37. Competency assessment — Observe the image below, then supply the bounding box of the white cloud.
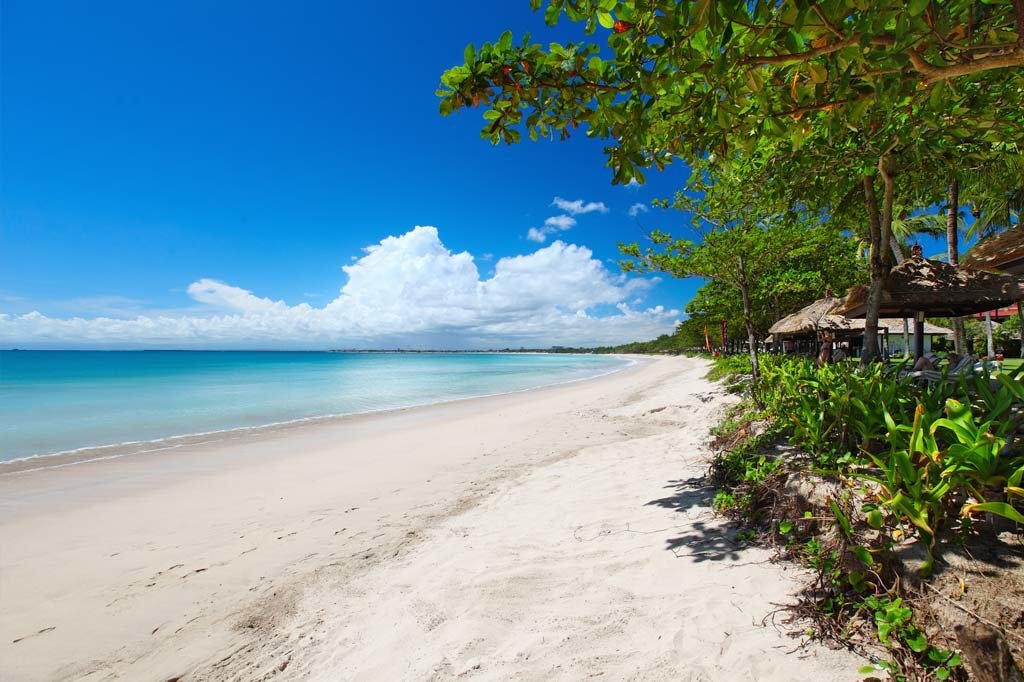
[1,226,677,349]
[526,214,578,243]
[526,227,549,243]
[551,197,609,215]
[186,279,291,313]
[544,214,577,230]
[628,203,649,217]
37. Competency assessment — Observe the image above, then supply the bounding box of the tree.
[618,164,825,402]
[439,0,1024,362]
[946,179,970,354]
[673,224,864,353]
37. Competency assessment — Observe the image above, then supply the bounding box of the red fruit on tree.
[613,20,632,33]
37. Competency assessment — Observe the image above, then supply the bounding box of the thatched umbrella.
[769,296,851,337]
[838,254,1024,360]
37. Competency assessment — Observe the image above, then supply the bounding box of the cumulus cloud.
[628,202,649,217]
[551,197,609,215]
[186,279,292,313]
[1,226,678,349]
[526,228,549,243]
[526,214,578,243]
[544,215,576,230]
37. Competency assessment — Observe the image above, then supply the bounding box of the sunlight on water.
[0,351,628,461]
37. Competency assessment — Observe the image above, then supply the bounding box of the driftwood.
[956,622,1024,682]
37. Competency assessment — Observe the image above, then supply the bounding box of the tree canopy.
[439,0,1024,361]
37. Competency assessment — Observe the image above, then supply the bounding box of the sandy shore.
[0,356,862,680]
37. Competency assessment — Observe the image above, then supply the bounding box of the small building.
[879,319,952,356]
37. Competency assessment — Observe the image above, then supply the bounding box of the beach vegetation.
[708,353,1024,678]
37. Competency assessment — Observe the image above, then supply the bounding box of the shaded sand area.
[0,356,863,680]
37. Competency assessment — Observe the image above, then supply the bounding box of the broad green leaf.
[908,0,929,16]
[964,501,1024,524]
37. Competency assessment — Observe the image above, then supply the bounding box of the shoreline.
[0,354,636,476]
[0,355,863,680]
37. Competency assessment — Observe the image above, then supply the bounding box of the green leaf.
[464,43,475,66]
[688,0,715,29]
[779,520,794,535]
[597,11,615,29]
[544,3,560,25]
[965,501,1024,524]
[807,63,827,84]
[905,632,928,653]
[908,0,929,17]
[853,545,874,567]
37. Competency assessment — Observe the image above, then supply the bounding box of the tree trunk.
[947,179,968,354]
[1018,302,1024,359]
[737,255,762,407]
[889,236,909,358]
[889,235,905,264]
[986,312,996,357]
[862,160,895,364]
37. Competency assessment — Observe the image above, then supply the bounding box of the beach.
[0,355,862,680]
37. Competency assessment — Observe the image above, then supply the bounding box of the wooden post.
[1018,302,1024,359]
[914,311,925,362]
[985,311,995,358]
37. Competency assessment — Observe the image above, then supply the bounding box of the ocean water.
[0,351,629,462]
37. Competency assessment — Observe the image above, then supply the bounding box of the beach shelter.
[769,295,850,337]
[961,228,1024,276]
[769,295,951,358]
[838,253,1024,360]
[768,295,850,356]
[962,228,1024,356]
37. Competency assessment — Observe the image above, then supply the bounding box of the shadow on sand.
[646,476,755,563]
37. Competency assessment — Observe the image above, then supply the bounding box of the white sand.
[0,356,862,680]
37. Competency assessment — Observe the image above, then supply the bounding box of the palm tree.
[946,179,967,354]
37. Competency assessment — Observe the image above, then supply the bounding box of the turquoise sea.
[0,351,629,463]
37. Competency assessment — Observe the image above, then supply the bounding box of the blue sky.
[0,1,950,349]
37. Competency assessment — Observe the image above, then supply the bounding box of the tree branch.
[908,46,1024,84]
[742,35,859,65]
[810,3,844,39]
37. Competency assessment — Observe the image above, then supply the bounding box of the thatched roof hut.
[962,229,1024,275]
[769,296,951,340]
[838,256,1024,318]
[768,296,850,337]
